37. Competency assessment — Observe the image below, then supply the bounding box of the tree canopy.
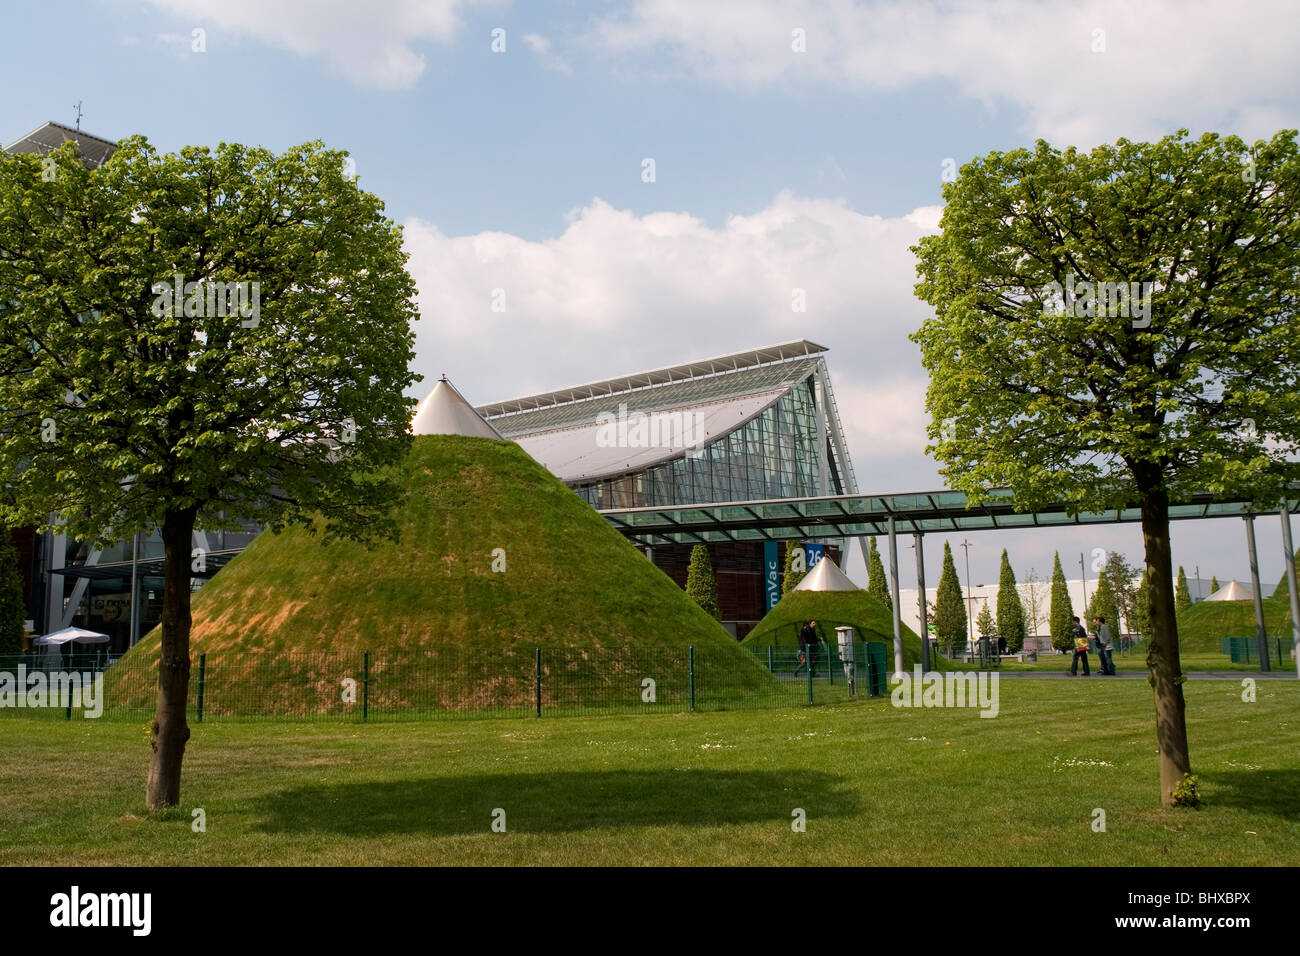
[0,136,420,809]
[911,128,1300,805]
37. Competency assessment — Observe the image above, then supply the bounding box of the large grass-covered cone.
[743,588,932,669]
[110,435,777,716]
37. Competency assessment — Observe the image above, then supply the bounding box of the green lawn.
[1,680,1294,866]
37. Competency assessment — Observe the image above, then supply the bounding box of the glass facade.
[575,376,833,509]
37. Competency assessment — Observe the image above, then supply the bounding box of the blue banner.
[764,541,780,611]
[805,543,824,568]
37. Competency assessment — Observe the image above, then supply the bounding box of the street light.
[959,538,975,644]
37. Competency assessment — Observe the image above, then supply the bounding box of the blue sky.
[5,0,1300,595]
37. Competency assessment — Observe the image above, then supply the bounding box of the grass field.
[2,680,1295,866]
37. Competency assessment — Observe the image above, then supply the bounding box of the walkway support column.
[914,533,930,672]
[1244,516,1269,672]
[1280,504,1300,679]
[888,516,905,677]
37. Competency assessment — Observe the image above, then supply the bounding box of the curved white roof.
[515,389,785,483]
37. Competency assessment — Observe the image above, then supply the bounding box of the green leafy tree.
[783,542,808,593]
[0,137,419,809]
[1049,553,1074,653]
[1086,565,1119,636]
[0,529,25,655]
[866,536,891,610]
[911,129,1300,805]
[1102,551,1140,637]
[932,541,967,656]
[1134,569,1153,640]
[1175,566,1192,616]
[996,548,1027,651]
[1210,575,1220,593]
[975,603,996,639]
[685,544,720,620]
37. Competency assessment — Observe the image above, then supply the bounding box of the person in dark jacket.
[795,620,820,678]
[1093,615,1115,675]
[1069,615,1091,676]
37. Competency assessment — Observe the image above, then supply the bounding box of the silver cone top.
[792,554,860,592]
[411,376,504,440]
[1203,580,1253,602]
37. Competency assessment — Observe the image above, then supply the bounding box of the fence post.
[196,653,206,723]
[535,647,542,718]
[827,641,834,685]
[688,646,695,712]
[806,647,814,703]
[362,651,369,723]
[767,645,773,673]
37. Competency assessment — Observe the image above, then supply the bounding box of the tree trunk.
[146,507,196,811]
[1137,479,1192,806]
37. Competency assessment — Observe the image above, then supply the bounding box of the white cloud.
[136,0,497,88]
[523,31,572,73]
[402,191,943,482]
[590,0,1300,145]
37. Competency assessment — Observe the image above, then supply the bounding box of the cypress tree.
[1175,565,1192,615]
[685,544,720,620]
[932,541,967,656]
[1210,575,1220,593]
[867,536,891,610]
[976,603,996,638]
[783,542,808,593]
[1134,569,1153,640]
[995,548,1027,651]
[1049,551,1074,652]
[0,528,24,655]
[1086,565,1119,635]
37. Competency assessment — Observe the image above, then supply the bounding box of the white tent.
[33,626,110,645]
[1203,581,1254,602]
[793,556,860,592]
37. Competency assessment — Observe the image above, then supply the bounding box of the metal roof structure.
[1203,580,1254,602]
[411,376,504,439]
[3,121,117,167]
[793,555,861,592]
[601,487,1300,545]
[477,340,829,419]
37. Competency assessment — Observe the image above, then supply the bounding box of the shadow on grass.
[1201,770,1300,820]
[256,769,857,836]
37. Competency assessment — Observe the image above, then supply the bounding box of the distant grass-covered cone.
[112,435,774,713]
[742,589,931,669]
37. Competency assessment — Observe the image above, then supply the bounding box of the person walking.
[1093,615,1115,675]
[795,619,820,678]
[1069,615,1091,676]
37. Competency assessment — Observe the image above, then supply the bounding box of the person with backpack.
[1069,615,1091,676]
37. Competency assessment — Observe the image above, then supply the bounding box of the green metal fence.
[0,644,892,722]
[1218,636,1293,667]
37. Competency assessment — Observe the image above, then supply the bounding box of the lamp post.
[1079,552,1089,615]
[959,539,974,645]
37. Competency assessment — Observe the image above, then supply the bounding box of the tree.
[1133,569,1153,640]
[1210,575,1220,593]
[1019,568,1047,647]
[996,548,1027,651]
[0,529,25,655]
[911,129,1300,805]
[976,603,996,639]
[0,137,419,809]
[1175,566,1192,616]
[685,544,720,620]
[1102,551,1141,637]
[1049,552,1074,653]
[866,536,892,610]
[1086,565,1119,636]
[783,542,808,593]
[932,541,967,656]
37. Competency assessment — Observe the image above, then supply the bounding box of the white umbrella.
[33,626,110,645]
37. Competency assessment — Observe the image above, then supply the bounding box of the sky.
[4,0,1300,595]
